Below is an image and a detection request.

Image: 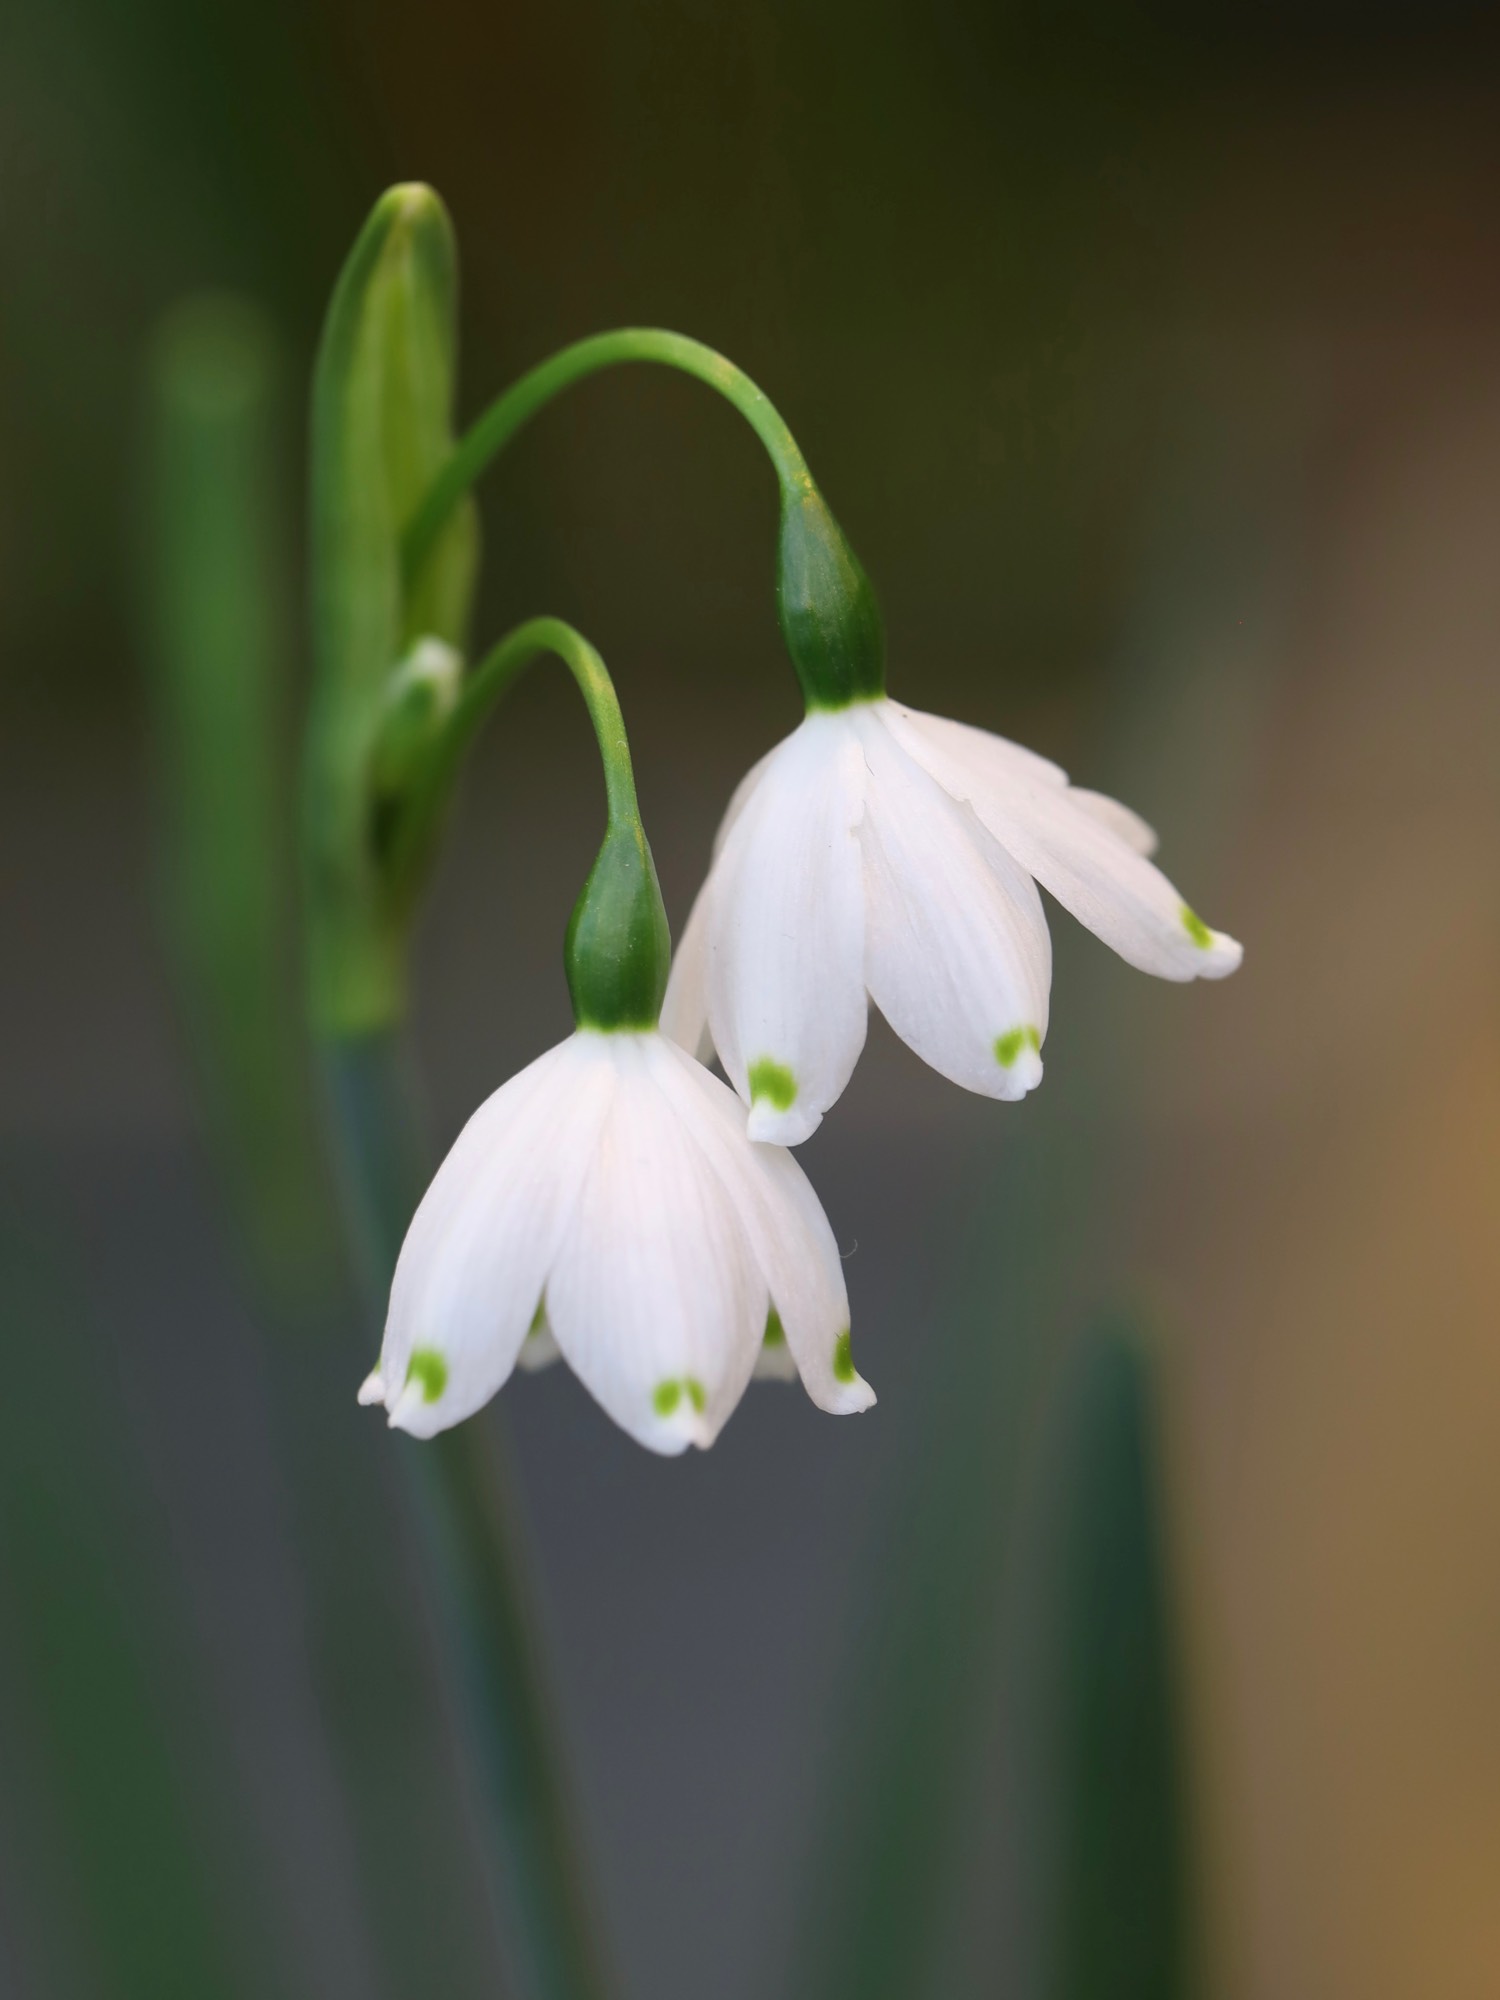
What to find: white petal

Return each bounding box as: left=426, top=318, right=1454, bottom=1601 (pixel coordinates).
left=658, top=879, right=714, bottom=1062
left=712, top=743, right=780, bottom=859
left=881, top=697, right=1070, bottom=791
left=705, top=714, right=869, bottom=1145
left=644, top=1038, right=875, bottom=1417
left=984, top=786, right=1241, bottom=981
left=1069, top=788, right=1158, bottom=857
left=544, top=1038, right=766, bottom=1454
left=379, top=1036, right=615, bottom=1439
left=854, top=709, right=1051, bottom=1100
left=660, top=746, right=781, bottom=1062
left=885, top=702, right=1241, bottom=982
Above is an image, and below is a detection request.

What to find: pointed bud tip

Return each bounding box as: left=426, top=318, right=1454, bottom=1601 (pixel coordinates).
left=375, top=181, right=449, bottom=231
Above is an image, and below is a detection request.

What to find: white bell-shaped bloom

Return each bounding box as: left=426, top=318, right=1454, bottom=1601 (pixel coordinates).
left=662, top=697, right=1242, bottom=1144
left=358, top=1028, right=873, bottom=1454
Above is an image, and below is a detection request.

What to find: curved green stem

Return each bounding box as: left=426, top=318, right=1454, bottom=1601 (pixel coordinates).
left=402, top=329, right=813, bottom=592
left=453, top=616, right=640, bottom=826
left=386, top=616, right=642, bottom=903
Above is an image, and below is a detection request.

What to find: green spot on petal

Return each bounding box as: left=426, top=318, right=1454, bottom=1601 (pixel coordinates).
left=685, top=1377, right=707, bottom=1414
left=748, top=1058, right=797, bottom=1111
left=528, top=1297, right=547, bottom=1334
left=832, top=1329, right=856, bottom=1384
left=995, top=1026, right=1042, bottom=1069
left=763, top=1307, right=786, bottom=1348
left=406, top=1348, right=448, bottom=1404
left=1181, top=904, right=1213, bottom=949
left=653, top=1380, right=682, bottom=1417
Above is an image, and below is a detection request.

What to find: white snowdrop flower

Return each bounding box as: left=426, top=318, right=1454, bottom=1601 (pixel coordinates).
left=662, top=696, right=1242, bottom=1145
left=357, top=1028, right=872, bottom=1453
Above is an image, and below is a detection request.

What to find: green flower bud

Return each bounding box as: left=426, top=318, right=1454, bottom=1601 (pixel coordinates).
left=776, top=483, right=885, bottom=710
left=303, top=184, right=479, bottom=1035
left=564, top=820, right=672, bottom=1032
left=368, top=637, right=463, bottom=805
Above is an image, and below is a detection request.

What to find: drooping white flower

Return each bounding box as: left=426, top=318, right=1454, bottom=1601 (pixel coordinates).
left=662, top=697, right=1242, bottom=1144
left=358, top=1028, right=873, bottom=1454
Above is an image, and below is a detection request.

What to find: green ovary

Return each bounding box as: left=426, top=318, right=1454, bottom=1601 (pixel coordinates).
left=1181, top=905, right=1214, bottom=949
left=748, top=1058, right=797, bottom=1110
left=406, top=1348, right=448, bottom=1403
left=994, top=1025, right=1042, bottom=1068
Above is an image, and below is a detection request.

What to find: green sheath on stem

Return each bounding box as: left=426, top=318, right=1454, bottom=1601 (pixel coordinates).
left=304, top=184, right=477, bottom=1035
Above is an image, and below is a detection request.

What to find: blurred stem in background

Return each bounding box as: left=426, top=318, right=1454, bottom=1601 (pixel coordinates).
left=144, top=295, right=521, bottom=1999
left=145, top=296, right=331, bottom=1309
left=0, top=1200, right=257, bottom=2000
left=320, top=1031, right=610, bottom=2000
left=1006, top=1315, right=1192, bottom=2000
left=786, top=1125, right=1192, bottom=2000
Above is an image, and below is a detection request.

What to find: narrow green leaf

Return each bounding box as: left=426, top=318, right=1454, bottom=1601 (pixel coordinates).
left=785, top=1120, right=1113, bottom=2000
left=0, top=1206, right=255, bottom=2000
left=1005, top=1318, right=1191, bottom=2000
left=144, top=293, right=333, bottom=1305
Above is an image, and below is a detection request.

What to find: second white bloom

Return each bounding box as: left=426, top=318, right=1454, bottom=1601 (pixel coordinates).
left=663, top=697, right=1242, bottom=1144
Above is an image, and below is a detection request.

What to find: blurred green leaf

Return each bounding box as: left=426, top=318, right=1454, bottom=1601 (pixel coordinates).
left=785, top=1116, right=1115, bottom=2000
left=785, top=1127, right=1193, bottom=2000
left=1005, top=1316, right=1191, bottom=2000
left=0, top=1201, right=259, bottom=2000
left=144, top=293, right=333, bottom=1306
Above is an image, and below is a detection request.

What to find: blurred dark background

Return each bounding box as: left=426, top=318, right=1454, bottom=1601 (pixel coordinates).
left=3, top=3, right=1500, bottom=1997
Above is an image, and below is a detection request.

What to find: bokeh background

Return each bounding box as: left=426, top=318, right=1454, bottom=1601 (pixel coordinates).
left=3, top=2, right=1500, bottom=1997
